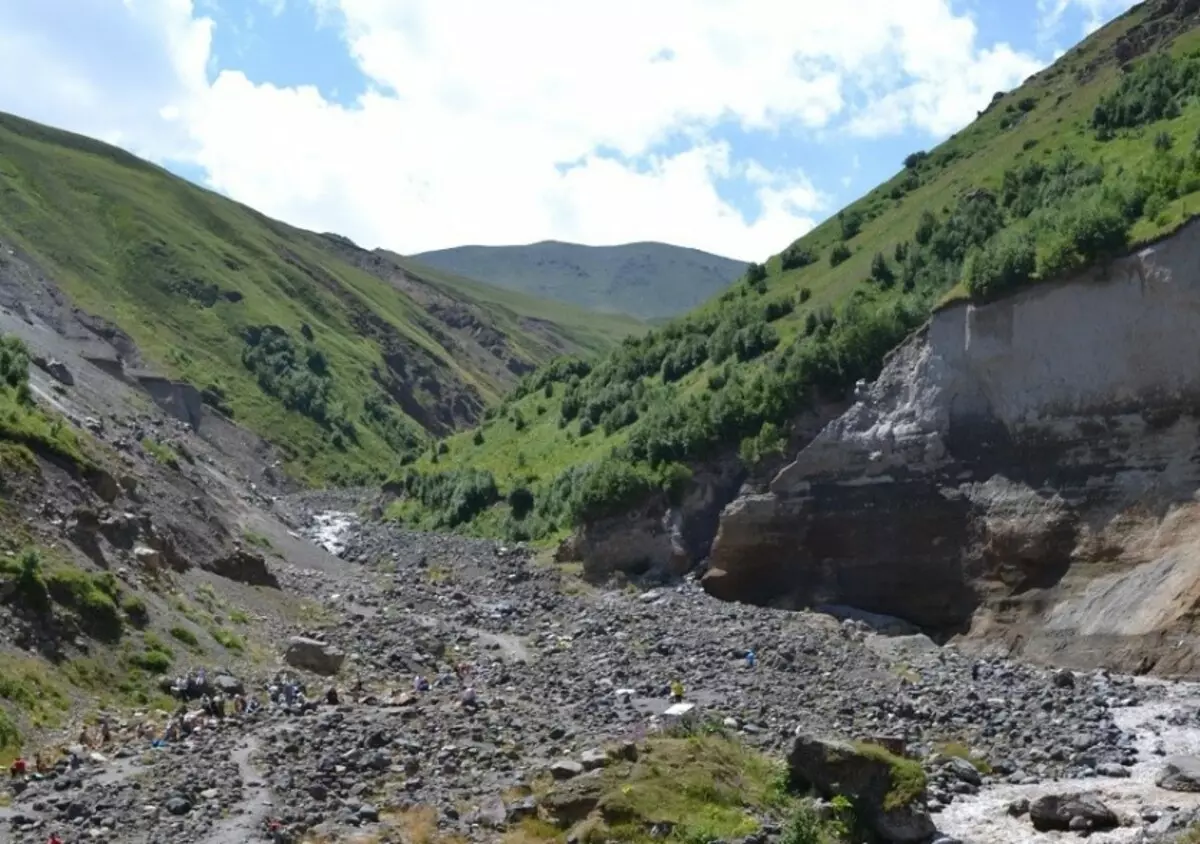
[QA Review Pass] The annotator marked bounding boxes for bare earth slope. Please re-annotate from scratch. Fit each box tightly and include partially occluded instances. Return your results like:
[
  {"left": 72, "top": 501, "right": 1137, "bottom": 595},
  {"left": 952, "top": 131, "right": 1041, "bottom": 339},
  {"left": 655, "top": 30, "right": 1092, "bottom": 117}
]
[{"left": 706, "top": 218, "right": 1200, "bottom": 677}]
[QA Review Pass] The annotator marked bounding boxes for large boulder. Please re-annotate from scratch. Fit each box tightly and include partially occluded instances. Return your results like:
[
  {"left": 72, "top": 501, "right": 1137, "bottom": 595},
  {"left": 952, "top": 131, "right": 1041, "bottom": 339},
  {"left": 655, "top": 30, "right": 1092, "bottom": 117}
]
[
  {"left": 1029, "top": 792, "right": 1118, "bottom": 832},
  {"left": 1157, "top": 756, "right": 1200, "bottom": 792},
  {"left": 284, "top": 636, "right": 345, "bottom": 676},
  {"left": 789, "top": 734, "right": 935, "bottom": 843}
]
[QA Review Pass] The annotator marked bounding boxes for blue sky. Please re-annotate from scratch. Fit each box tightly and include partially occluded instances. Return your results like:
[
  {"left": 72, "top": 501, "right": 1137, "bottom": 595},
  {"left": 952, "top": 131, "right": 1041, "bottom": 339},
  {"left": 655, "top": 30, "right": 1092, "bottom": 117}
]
[{"left": 0, "top": 0, "right": 1138, "bottom": 261}]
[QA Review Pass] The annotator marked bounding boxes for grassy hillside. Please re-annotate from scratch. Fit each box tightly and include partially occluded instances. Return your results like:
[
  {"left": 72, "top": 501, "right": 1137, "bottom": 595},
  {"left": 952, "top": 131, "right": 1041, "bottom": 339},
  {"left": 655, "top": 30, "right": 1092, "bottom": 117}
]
[
  {"left": 0, "top": 112, "right": 643, "bottom": 485},
  {"left": 412, "top": 240, "right": 748, "bottom": 320},
  {"left": 390, "top": 0, "right": 1200, "bottom": 540}
]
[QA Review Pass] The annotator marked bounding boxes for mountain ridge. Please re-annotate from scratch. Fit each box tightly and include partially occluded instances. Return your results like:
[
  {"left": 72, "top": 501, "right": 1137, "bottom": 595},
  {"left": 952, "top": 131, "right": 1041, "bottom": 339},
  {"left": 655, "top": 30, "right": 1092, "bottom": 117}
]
[
  {"left": 412, "top": 239, "right": 748, "bottom": 320},
  {"left": 391, "top": 0, "right": 1200, "bottom": 552},
  {"left": 0, "top": 110, "right": 644, "bottom": 485}
]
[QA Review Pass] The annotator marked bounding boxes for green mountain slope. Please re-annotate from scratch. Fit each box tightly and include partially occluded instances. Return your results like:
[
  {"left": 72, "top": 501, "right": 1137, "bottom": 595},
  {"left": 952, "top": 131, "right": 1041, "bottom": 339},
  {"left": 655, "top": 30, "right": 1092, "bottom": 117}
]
[
  {"left": 393, "top": 0, "right": 1200, "bottom": 538},
  {"left": 0, "top": 112, "right": 644, "bottom": 485},
  {"left": 412, "top": 240, "right": 748, "bottom": 320}
]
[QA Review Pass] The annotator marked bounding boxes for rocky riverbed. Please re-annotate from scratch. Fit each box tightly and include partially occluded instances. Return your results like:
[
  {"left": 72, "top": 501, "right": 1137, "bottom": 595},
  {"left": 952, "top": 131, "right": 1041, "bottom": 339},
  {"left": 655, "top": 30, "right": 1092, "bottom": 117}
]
[{"left": 7, "top": 501, "right": 1200, "bottom": 843}]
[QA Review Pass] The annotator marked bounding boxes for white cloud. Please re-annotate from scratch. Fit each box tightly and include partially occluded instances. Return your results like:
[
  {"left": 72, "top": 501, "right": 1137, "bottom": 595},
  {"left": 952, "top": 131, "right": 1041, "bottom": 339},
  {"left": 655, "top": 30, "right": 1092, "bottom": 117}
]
[
  {"left": 0, "top": 0, "right": 1046, "bottom": 260},
  {"left": 1038, "top": 0, "right": 1139, "bottom": 38}
]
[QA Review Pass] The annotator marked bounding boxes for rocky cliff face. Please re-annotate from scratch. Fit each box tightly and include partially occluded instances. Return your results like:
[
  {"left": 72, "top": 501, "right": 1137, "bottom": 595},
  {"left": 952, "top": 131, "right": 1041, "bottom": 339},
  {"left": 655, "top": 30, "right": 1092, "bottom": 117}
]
[{"left": 705, "top": 219, "right": 1200, "bottom": 676}]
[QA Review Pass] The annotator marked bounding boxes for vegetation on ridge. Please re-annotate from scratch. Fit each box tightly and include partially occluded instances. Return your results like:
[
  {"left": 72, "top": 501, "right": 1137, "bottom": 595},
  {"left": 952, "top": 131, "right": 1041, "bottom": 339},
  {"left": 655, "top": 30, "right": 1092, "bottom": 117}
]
[
  {"left": 0, "top": 112, "right": 642, "bottom": 486},
  {"left": 386, "top": 3, "right": 1200, "bottom": 542}
]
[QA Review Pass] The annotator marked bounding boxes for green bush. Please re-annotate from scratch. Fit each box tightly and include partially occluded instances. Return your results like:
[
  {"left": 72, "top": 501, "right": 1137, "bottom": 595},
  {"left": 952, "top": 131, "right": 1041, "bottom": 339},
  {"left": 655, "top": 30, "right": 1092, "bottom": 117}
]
[
  {"left": 44, "top": 567, "right": 123, "bottom": 642},
  {"left": 963, "top": 229, "right": 1037, "bottom": 299},
  {"left": 121, "top": 594, "right": 150, "bottom": 628},
  {"left": 170, "top": 626, "right": 199, "bottom": 647},
  {"left": 568, "top": 459, "right": 658, "bottom": 523},
  {"left": 780, "top": 243, "right": 817, "bottom": 271},
  {"left": 0, "top": 549, "right": 49, "bottom": 614},
  {"left": 829, "top": 244, "right": 851, "bottom": 267},
  {"left": 838, "top": 209, "right": 864, "bottom": 240}
]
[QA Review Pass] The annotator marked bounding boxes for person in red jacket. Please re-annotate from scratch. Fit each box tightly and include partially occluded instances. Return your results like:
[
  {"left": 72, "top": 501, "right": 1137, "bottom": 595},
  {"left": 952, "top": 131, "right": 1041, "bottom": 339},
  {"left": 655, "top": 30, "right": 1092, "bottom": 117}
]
[
  {"left": 48, "top": 834, "right": 64, "bottom": 844},
  {"left": 9, "top": 756, "right": 26, "bottom": 778}
]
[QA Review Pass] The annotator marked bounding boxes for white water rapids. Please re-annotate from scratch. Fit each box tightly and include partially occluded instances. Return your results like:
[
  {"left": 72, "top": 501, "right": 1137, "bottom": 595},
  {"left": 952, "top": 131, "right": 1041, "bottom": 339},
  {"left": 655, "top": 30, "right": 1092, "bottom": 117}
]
[{"left": 937, "top": 679, "right": 1200, "bottom": 843}]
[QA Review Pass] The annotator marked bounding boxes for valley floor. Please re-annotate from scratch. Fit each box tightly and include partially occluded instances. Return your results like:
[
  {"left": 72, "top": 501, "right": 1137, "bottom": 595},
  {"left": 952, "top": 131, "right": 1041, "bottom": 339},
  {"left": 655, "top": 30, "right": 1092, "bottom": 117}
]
[{"left": 7, "top": 493, "right": 1200, "bottom": 843}]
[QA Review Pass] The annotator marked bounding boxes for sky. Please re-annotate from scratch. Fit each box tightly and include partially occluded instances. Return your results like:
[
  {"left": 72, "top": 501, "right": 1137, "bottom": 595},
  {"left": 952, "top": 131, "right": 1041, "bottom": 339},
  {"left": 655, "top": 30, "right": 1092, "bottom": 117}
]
[{"left": 0, "top": 0, "right": 1141, "bottom": 262}]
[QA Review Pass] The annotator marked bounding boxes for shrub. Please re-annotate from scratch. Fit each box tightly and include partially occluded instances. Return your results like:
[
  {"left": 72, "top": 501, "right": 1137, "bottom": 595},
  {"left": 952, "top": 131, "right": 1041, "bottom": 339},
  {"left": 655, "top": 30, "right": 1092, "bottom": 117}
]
[
  {"left": 780, "top": 243, "right": 817, "bottom": 271},
  {"left": 903, "top": 150, "right": 929, "bottom": 169},
  {"left": 963, "top": 229, "right": 1037, "bottom": 299},
  {"left": 569, "top": 459, "right": 657, "bottom": 523},
  {"left": 472, "top": 429, "right": 484, "bottom": 446},
  {"left": 0, "top": 548, "right": 49, "bottom": 614},
  {"left": 914, "top": 210, "right": 937, "bottom": 245},
  {"left": 869, "top": 252, "right": 894, "bottom": 287},
  {"left": 508, "top": 486, "right": 535, "bottom": 520},
  {"left": 1155, "top": 131, "right": 1175, "bottom": 152},
  {"left": 44, "top": 567, "right": 123, "bottom": 641},
  {"left": 838, "top": 209, "right": 864, "bottom": 240},
  {"left": 169, "top": 626, "right": 199, "bottom": 647},
  {"left": 121, "top": 594, "right": 150, "bottom": 628},
  {"left": 829, "top": 244, "right": 852, "bottom": 267},
  {"left": 745, "top": 262, "right": 768, "bottom": 286},
  {"left": 798, "top": 287, "right": 812, "bottom": 304}
]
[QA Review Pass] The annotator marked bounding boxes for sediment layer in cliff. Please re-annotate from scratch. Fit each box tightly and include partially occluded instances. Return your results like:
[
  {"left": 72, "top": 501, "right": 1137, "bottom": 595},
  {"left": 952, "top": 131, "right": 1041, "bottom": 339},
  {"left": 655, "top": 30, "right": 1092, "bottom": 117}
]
[{"left": 704, "top": 219, "right": 1200, "bottom": 676}]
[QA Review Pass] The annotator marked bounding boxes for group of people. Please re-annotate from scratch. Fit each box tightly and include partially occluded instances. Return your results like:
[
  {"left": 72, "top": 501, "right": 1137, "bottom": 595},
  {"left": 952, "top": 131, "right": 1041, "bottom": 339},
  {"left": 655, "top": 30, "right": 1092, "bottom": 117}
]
[{"left": 410, "top": 660, "right": 479, "bottom": 709}]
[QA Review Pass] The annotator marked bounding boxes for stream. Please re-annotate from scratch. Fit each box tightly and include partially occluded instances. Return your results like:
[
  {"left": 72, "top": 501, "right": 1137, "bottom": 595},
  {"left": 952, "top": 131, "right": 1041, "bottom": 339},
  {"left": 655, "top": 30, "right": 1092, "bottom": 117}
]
[{"left": 938, "top": 679, "right": 1200, "bottom": 843}]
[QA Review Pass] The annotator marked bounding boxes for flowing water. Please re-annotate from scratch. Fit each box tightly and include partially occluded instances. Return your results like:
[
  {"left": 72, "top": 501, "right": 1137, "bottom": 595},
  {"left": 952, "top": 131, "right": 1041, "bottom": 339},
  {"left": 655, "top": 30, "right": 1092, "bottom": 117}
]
[{"left": 938, "top": 679, "right": 1200, "bottom": 843}]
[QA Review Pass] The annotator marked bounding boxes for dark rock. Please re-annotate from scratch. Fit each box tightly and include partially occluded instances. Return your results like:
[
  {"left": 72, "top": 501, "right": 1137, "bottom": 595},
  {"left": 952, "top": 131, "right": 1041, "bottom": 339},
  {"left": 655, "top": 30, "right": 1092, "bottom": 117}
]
[
  {"left": 1029, "top": 792, "right": 1117, "bottom": 832},
  {"left": 284, "top": 636, "right": 346, "bottom": 676},
  {"left": 789, "top": 733, "right": 935, "bottom": 843}
]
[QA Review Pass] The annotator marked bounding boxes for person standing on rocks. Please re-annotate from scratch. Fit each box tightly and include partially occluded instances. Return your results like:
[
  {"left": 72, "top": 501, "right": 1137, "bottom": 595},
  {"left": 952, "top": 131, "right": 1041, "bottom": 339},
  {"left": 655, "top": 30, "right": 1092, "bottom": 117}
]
[{"left": 670, "top": 680, "right": 684, "bottom": 702}]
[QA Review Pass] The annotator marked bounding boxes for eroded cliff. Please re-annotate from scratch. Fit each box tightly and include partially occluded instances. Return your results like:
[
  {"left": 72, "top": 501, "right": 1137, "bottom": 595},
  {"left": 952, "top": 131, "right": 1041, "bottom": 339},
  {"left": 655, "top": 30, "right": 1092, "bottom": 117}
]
[{"left": 705, "top": 219, "right": 1200, "bottom": 676}]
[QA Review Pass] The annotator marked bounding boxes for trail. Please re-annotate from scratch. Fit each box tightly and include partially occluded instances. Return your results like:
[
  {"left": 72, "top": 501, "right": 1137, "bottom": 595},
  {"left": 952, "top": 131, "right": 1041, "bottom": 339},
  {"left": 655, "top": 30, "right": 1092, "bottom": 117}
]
[
  {"left": 196, "top": 737, "right": 274, "bottom": 844},
  {"left": 938, "top": 679, "right": 1200, "bottom": 842}
]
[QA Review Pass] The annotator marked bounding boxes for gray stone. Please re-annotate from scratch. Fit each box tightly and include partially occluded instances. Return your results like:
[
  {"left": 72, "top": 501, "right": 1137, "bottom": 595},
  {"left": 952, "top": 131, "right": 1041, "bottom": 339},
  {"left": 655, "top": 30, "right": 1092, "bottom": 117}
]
[
  {"left": 1029, "top": 792, "right": 1117, "bottom": 832},
  {"left": 550, "top": 759, "right": 584, "bottom": 780},
  {"left": 284, "top": 636, "right": 346, "bottom": 676},
  {"left": 1158, "top": 756, "right": 1200, "bottom": 792}
]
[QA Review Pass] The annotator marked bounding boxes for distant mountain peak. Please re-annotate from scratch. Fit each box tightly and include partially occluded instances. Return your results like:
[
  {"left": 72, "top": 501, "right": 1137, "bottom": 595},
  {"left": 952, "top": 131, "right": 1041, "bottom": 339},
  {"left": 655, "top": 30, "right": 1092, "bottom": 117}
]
[{"left": 412, "top": 240, "right": 747, "bottom": 320}]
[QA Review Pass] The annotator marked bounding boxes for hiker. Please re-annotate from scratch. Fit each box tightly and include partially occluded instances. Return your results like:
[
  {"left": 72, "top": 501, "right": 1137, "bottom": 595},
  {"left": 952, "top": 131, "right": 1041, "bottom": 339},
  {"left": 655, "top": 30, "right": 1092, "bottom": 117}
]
[
  {"left": 669, "top": 680, "right": 684, "bottom": 702},
  {"left": 745, "top": 650, "right": 757, "bottom": 669},
  {"left": 461, "top": 687, "right": 478, "bottom": 709},
  {"left": 325, "top": 686, "right": 339, "bottom": 706},
  {"left": 99, "top": 718, "right": 112, "bottom": 745},
  {"left": 47, "top": 833, "right": 64, "bottom": 844},
  {"left": 9, "top": 756, "right": 27, "bottom": 779},
  {"left": 413, "top": 675, "right": 429, "bottom": 693}
]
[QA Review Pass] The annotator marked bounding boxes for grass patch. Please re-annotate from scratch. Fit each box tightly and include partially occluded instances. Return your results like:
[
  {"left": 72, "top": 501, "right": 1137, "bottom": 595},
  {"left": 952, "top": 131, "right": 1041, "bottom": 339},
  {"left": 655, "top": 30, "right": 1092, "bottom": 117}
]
[
  {"left": 536, "top": 735, "right": 799, "bottom": 844},
  {"left": 228, "top": 608, "right": 250, "bottom": 624},
  {"left": 141, "top": 438, "right": 180, "bottom": 469},
  {"left": 169, "top": 625, "right": 200, "bottom": 648},
  {"left": 211, "top": 627, "right": 245, "bottom": 652},
  {"left": 935, "top": 741, "right": 992, "bottom": 774},
  {"left": 44, "top": 566, "right": 124, "bottom": 641},
  {"left": 242, "top": 529, "right": 272, "bottom": 550},
  {"left": 852, "top": 742, "right": 927, "bottom": 812}
]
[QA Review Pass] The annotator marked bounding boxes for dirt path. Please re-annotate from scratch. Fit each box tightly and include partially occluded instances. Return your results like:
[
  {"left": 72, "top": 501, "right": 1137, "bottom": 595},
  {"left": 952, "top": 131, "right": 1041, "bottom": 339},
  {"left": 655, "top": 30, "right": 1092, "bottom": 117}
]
[
  {"left": 937, "top": 679, "right": 1200, "bottom": 842},
  {"left": 196, "top": 737, "right": 274, "bottom": 844}
]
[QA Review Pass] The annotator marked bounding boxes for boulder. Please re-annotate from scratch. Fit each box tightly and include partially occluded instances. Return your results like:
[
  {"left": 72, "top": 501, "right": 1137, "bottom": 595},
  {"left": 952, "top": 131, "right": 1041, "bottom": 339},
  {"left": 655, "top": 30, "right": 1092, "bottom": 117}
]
[
  {"left": 1029, "top": 792, "right": 1117, "bottom": 832},
  {"left": 789, "top": 734, "right": 935, "bottom": 843},
  {"left": 1157, "top": 756, "right": 1200, "bottom": 792},
  {"left": 210, "top": 548, "right": 279, "bottom": 588},
  {"left": 284, "top": 636, "right": 346, "bottom": 676}
]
